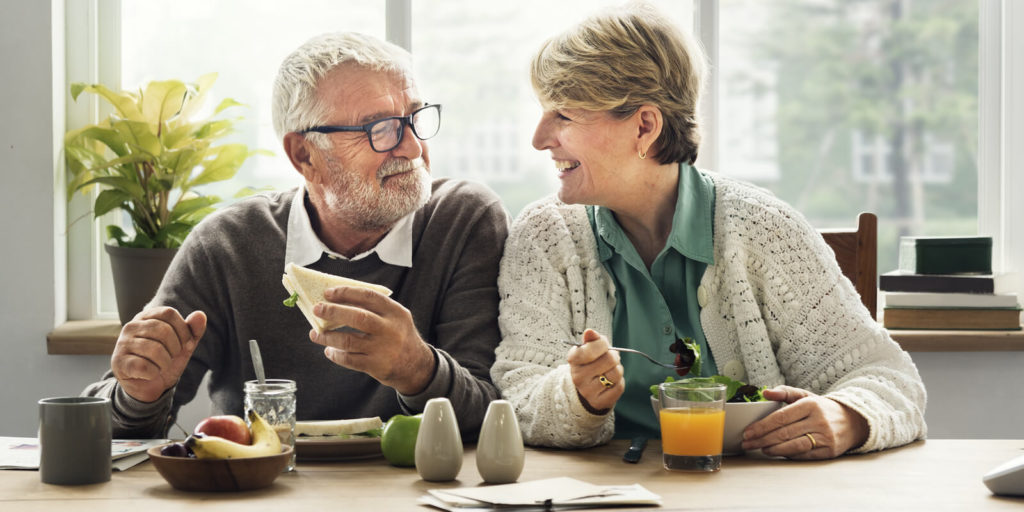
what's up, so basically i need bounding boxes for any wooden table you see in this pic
[3,439,1023,510]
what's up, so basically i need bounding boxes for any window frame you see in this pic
[61,0,1023,322]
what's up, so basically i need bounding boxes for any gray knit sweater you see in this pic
[83,178,509,440]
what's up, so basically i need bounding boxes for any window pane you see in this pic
[718,0,979,272]
[411,1,694,218]
[121,0,385,199]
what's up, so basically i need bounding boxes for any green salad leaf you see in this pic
[283,292,299,307]
[648,337,766,402]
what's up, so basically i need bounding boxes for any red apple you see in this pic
[194,415,252,445]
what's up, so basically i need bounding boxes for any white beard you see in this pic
[320,156,431,232]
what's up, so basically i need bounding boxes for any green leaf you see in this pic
[159,147,204,182]
[93,189,131,217]
[79,176,146,201]
[194,119,235,140]
[106,225,129,246]
[188,144,249,186]
[283,292,299,307]
[73,83,145,121]
[681,337,701,377]
[168,195,219,221]
[234,185,273,198]
[708,375,744,402]
[178,73,217,120]
[162,123,203,150]
[140,80,188,127]
[64,145,111,189]
[128,229,157,249]
[153,222,192,248]
[213,97,245,114]
[70,82,87,101]
[113,119,162,156]
[65,122,132,160]
[650,376,676,397]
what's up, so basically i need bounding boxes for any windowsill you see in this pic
[47,320,121,355]
[46,319,1024,355]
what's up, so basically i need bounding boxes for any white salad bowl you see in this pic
[651,396,781,456]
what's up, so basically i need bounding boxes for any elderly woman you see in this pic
[492,3,926,459]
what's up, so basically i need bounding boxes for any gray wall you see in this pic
[0,0,1020,440]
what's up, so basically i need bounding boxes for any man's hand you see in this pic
[740,385,869,459]
[111,307,207,403]
[309,286,436,396]
[567,329,624,414]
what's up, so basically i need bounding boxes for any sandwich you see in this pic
[295,417,384,438]
[281,262,392,333]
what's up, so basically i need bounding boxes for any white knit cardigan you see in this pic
[492,173,927,452]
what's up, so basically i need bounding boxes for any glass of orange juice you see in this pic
[658,380,727,472]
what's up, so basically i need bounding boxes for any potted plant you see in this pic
[65,73,264,324]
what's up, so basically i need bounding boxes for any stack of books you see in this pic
[880,236,1021,330]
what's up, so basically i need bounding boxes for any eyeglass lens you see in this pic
[370,105,440,152]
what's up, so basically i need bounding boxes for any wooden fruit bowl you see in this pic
[147,444,292,492]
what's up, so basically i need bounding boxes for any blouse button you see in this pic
[662,326,672,335]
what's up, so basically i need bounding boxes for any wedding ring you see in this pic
[598,374,615,388]
[804,433,817,449]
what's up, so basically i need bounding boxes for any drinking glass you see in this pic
[658,380,727,472]
[244,379,297,471]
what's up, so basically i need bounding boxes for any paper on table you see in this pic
[423,476,661,509]
[0,437,170,471]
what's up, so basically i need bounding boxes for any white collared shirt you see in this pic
[283,185,414,270]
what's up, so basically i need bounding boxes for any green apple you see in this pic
[381,413,422,467]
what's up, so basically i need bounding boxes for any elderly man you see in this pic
[83,32,509,439]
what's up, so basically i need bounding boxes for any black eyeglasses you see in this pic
[300,104,442,153]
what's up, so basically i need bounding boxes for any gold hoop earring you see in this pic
[638,149,647,160]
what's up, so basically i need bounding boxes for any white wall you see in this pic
[0,0,1019,440]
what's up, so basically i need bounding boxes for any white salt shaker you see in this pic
[476,399,525,484]
[415,397,463,481]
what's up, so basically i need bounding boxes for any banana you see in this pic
[186,410,283,460]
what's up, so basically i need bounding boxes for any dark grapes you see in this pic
[159,442,193,458]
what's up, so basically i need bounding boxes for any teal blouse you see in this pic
[586,163,717,439]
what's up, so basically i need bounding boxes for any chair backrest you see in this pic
[819,212,878,320]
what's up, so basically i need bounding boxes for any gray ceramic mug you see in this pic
[38,396,112,485]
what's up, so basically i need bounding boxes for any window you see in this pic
[717,0,979,273]
[64,0,1019,321]
[410,1,693,216]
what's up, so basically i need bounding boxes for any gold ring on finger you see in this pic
[598,374,615,388]
[804,433,817,449]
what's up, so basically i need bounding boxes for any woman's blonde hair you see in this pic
[531,2,706,164]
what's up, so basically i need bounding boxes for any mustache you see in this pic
[377,158,426,179]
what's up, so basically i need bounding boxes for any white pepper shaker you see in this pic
[415,397,463,481]
[476,399,525,484]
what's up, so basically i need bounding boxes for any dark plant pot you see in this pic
[105,244,178,325]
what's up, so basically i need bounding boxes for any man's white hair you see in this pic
[272,32,413,145]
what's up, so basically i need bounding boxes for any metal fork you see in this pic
[562,340,684,369]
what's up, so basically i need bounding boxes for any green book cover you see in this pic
[898,236,992,275]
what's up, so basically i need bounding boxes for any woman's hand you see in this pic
[567,329,625,414]
[740,385,869,459]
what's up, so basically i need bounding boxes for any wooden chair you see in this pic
[819,212,878,319]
